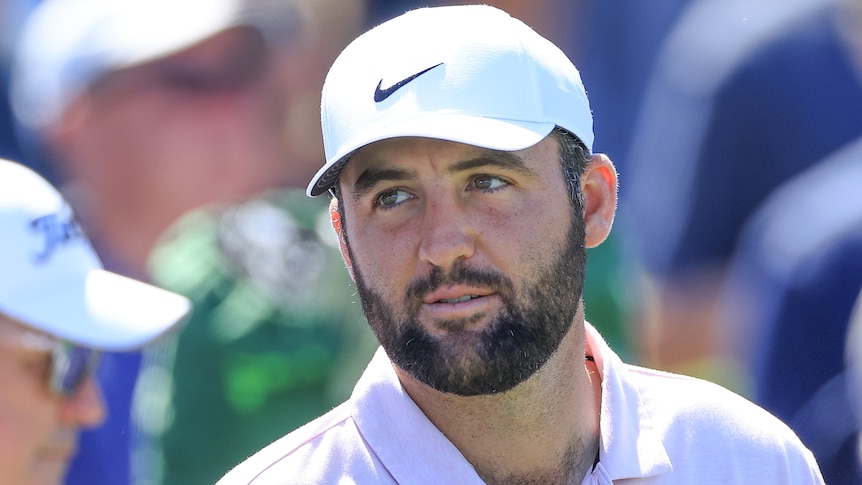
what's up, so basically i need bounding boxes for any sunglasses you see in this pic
[0,323,102,398]
[49,341,103,398]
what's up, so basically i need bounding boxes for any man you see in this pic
[139,4,379,483]
[14,0,378,482]
[11,0,292,277]
[10,0,294,481]
[0,159,189,485]
[219,5,824,484]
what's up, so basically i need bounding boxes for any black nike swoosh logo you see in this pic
[374,63,443,103]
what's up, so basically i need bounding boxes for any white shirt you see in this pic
[218,324,825,484]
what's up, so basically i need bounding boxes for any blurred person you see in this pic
[621,0,862,387]
[12,0,291,278]
[0,159,189,485]
[10,0,293,482]
[137,1,379,483]
[220,6,823,484]
[106,0,376,484]
[718,136,862,484]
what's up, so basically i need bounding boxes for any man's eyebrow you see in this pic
[351,166,416,201]
[350,150,534,201]
[448,151,535,176]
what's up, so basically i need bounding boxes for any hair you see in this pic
[549,126,590,214]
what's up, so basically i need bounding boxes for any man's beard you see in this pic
[347,212,586,396]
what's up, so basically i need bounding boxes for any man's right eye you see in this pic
[376,188,413,208]
[19,352,52,380]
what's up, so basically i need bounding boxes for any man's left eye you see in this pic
[472,175,507,190]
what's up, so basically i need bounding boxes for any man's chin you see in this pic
[32,458,70,485]
[400,348,526,396]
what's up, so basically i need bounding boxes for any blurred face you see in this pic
[64,26,287,224]
[0,316,105,485]
[335,136,586,395]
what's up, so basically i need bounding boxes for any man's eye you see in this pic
[19,353,51,380]
[376,188,413,208]
[472,175,507,191]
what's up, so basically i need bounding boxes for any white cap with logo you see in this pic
[307,4,593,197]
[0,160,190,350]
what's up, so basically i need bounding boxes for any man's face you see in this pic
[0,317,105,485]
[65,26,287,219]
[336,136,585,395]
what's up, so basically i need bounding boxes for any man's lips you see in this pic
[420,286,497,323]
[422,285,493,305]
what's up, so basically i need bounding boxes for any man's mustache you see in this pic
[405,261,516,311]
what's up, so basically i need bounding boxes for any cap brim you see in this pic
[106,0,248,72]
[3,269,190,351]
[308,114,556,196]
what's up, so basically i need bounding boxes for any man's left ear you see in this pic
[581,154,618,248]
[330,198,356,281]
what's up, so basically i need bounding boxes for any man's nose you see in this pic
[59,376,107,428]
[417,196,477,270]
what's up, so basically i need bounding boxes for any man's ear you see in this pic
[581,153,618,248]
[330,197,355,281]
[43,95,92,166]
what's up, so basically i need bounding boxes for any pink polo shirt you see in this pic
[219,324,824,484]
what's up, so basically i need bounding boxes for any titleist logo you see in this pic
[30,211,84,263]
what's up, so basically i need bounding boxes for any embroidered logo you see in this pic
[30,209,84,263]
[374,63,443,102]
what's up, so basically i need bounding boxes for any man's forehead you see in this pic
[342,135,557,179]
[343,138,507,183]
[350,135,558,167]
[0,313,56,350]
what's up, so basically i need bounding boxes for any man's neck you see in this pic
[395,326,602,484]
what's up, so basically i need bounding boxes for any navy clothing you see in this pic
[721,137,862,485]
[2,57,57,183]
[576,0,689,167]
[64,250,145,485]
[670,9,862,270]
[0,64,25,162]
[65,352,141,485]
[624,3,862,276]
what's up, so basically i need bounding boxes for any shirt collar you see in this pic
[585,322,672,481]
[350,347,485,483]
[351,323,673,483]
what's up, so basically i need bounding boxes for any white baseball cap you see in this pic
[10,0,257,130]
[0,159,191,350]
[307,4,593,197]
